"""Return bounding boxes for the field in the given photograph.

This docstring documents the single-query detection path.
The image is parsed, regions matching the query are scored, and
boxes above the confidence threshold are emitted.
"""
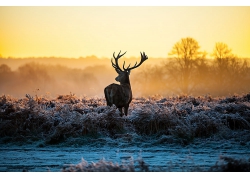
[0,93,250,171]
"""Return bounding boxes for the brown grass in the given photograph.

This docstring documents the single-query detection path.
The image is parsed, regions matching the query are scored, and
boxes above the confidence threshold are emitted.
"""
[1,93,250,145]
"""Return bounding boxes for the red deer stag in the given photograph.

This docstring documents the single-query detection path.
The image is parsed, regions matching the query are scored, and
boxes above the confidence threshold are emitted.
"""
[104,51,148,116]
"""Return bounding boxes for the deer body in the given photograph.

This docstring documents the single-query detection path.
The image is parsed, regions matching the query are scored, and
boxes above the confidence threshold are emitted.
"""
[104,51,148,116]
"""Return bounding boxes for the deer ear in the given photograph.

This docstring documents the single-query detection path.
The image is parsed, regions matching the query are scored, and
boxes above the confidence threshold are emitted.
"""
[127,70,131,75]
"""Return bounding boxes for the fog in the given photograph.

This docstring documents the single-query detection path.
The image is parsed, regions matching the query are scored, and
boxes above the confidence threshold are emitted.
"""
[0,55,250,98]
[0,56,163,98]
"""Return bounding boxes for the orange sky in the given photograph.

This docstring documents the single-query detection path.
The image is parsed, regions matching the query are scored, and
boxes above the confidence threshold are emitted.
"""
[0,6,250,58]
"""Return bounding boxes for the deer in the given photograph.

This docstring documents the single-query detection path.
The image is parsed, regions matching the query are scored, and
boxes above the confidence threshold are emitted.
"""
[104,51,148,116]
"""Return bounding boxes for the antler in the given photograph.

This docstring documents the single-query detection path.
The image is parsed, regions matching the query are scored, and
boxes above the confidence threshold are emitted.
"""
[123,52,148,71]
[111,51,148,72]
[111,50,127,72]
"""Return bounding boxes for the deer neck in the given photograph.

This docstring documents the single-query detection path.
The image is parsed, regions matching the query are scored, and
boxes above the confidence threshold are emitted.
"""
[120,77,132,99]
[120,75,131,87]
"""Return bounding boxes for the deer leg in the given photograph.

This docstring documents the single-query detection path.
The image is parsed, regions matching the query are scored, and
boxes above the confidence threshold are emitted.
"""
[118,108,123,117]
[124,105,129,116]
[104,88,112,106]
[106,100,111,106]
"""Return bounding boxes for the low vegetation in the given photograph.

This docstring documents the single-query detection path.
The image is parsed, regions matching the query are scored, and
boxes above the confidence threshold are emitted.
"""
[1,93,250,146]
[62,156,250,172]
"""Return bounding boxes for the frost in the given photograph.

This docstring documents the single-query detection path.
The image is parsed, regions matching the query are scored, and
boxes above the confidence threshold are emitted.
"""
[0,93,250,145]
[62,156,250,172]
[62,157,148,172]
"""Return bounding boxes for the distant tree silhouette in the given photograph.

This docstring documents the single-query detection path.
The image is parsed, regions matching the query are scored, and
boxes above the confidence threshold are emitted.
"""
[0,64,11,73]
[166,37,206,95]
[211,42,249,95]
[0,64,12,83]
[0,64,15,95]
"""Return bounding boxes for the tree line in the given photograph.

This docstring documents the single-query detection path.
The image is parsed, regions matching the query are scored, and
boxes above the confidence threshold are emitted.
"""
[0,37,249,98]
[131,37,250,97]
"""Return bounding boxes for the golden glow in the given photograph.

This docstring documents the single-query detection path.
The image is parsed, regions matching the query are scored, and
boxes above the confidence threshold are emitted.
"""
[0,6,250,58]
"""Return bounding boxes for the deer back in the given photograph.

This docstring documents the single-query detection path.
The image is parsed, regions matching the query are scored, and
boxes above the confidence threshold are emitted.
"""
[105,83,132,108]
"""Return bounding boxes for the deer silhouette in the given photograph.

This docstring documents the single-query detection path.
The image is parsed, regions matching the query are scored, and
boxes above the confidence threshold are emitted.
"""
[104,51,148,116]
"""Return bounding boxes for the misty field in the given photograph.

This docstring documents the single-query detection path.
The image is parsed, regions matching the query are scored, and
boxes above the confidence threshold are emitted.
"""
[0,93,250,171]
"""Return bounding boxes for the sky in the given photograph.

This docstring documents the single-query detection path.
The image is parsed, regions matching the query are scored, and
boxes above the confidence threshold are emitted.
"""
[0,5,250,58]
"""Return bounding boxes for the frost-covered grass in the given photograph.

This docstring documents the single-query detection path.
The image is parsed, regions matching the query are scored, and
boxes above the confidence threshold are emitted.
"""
[1,93,250,145]
[62,156,250,172]
[62,157,149,172]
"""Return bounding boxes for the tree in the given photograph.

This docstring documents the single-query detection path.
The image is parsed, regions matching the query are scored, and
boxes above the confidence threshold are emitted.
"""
[211,42,249,95]
[212,42,234,76]
[0,64,11,74]
[167,37,207,95]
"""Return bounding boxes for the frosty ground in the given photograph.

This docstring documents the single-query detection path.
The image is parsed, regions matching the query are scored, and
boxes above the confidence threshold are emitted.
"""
[0,93,250,171]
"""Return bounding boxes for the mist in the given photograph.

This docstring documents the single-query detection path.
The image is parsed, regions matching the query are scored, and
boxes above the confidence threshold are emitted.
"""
[0,56,164,98]
[1,55,250,98]
[0,62,109,98]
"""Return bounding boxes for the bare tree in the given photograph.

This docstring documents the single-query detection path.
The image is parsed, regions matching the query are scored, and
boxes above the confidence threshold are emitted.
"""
[211,42,250,95]
[166,37,206,95]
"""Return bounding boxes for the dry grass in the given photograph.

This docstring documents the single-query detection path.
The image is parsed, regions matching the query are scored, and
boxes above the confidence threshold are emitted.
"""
[62,158,149,172]
[62,156,250,172]
[1,93,250,145]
